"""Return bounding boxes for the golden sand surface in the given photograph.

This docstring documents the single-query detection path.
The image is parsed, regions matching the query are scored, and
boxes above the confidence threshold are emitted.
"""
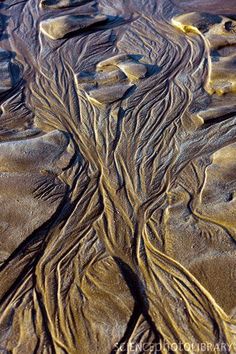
[0,0,236,353]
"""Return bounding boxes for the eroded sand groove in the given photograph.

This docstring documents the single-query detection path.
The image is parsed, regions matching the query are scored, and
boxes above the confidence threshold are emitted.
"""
[0,0,236,353]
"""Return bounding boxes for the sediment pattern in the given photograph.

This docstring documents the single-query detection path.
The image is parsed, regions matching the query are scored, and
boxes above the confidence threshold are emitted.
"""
[1,0,236,353]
